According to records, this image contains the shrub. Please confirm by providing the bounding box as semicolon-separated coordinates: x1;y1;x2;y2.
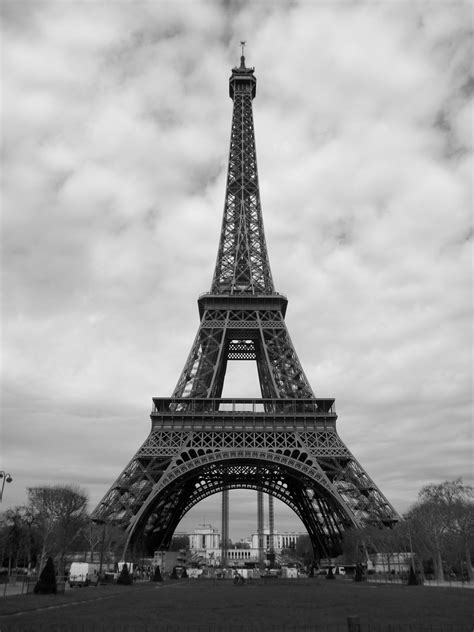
151;566;163;582
34;557;57;594
117;563;133;585
354;564;364;582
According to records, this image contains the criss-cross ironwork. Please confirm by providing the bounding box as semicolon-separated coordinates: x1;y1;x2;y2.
92;54;399;559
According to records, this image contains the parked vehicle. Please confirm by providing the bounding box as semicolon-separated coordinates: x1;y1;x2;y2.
68;562;99;587
170;565;188;579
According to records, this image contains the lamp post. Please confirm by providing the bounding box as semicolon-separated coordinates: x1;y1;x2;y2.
0;471;13;502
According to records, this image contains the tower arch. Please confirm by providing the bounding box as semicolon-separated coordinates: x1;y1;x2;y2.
125;451;359;558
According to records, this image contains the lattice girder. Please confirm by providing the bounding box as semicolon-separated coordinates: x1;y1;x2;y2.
172;306;314;400
212;75;273;295
124;451;358;555
93;396;397;555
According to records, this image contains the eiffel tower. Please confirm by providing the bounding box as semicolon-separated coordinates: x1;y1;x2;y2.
92;50;399;559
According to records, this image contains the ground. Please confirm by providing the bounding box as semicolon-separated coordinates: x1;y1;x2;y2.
0;577;472;631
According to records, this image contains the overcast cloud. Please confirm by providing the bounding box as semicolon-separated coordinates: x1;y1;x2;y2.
1;1;472;540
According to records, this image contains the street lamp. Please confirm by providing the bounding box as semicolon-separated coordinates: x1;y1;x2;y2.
0;471;13;502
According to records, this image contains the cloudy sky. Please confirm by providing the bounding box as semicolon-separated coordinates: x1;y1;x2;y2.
1;1;472;541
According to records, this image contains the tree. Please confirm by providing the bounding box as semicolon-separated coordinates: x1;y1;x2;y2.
28;485;88;574
295;535;314;567
75;521;102;562
0;506;37;572
169;535;190;551
0;508;26;571
406;479;473;582
341;523;397;570
234;541;251;550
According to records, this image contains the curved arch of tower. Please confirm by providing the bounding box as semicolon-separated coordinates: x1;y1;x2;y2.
92;52;399;559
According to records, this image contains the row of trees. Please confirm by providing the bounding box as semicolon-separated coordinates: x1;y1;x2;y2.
280;479;473;582
342;478;473;581
1;479;472;580
0;485;127;575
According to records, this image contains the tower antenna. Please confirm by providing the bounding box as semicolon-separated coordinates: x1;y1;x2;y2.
240;41;246;57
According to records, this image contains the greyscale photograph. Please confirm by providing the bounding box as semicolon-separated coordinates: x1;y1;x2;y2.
1;1;473;630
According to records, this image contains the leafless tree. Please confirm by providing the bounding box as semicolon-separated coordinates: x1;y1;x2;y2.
27;485;88;574
407;478;473;582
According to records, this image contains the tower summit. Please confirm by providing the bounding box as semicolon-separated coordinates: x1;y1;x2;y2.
212;44;269;295
92;52;399;559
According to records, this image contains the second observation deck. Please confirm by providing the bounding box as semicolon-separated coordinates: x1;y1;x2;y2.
150;398;337;432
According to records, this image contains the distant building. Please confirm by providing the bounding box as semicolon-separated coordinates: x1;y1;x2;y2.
250;530;301;551
186;524;305;567
367;552;412;574
189;524;220;551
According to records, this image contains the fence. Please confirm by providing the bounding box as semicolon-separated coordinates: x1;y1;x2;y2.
0;573;68;597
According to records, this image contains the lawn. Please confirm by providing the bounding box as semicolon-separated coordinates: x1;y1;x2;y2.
0;577;472;631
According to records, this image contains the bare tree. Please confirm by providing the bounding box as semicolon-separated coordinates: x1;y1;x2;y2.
407;478;473;582
28;485;88;574
78;521;104;562
0;506;40;573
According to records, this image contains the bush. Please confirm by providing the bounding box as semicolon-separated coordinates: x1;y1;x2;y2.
117;563;133;585
34;557;57;594
354;564;364;582
151;566;163;582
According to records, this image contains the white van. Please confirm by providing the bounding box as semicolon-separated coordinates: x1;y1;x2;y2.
68;562;99;587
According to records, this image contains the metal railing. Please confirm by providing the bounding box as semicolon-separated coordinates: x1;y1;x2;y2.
151;398;336;416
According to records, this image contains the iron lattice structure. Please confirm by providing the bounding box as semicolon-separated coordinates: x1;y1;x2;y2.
92;55;399;558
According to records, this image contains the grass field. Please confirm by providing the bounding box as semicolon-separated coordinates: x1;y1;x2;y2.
0;577;472;631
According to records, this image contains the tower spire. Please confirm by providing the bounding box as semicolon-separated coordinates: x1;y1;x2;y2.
240;41;246;68
212;48;271;295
